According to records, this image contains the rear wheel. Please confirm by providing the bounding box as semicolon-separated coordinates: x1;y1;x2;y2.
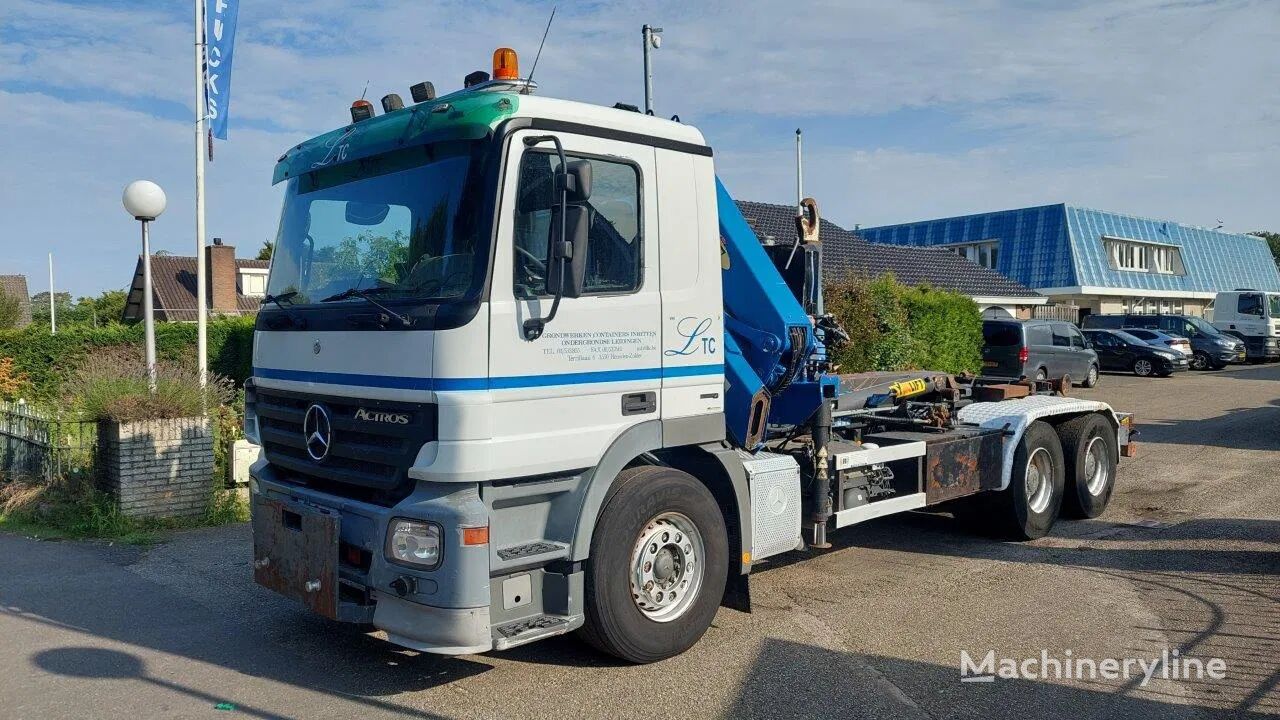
1082;364;1100;388
986;421;1065;540
1058;414;1118;519
578;466;728;663
1133;358;1154;377
1033;367;1048;382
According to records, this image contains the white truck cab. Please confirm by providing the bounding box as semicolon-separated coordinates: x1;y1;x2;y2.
1207;290;1280;361
245;48;1134;664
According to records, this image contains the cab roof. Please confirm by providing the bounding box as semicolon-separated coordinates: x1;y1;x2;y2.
272;90;709;185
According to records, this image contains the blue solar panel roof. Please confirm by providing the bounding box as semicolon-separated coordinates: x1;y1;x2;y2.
859;205;1280;293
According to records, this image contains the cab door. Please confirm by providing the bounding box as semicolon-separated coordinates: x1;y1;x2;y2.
487;130;661;479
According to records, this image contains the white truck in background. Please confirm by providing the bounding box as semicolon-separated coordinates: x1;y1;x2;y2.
1207;290;1280;362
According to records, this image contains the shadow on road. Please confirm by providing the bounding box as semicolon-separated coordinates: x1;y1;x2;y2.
1129;398;1280;451
726;637;1277;719
750;510;1278;717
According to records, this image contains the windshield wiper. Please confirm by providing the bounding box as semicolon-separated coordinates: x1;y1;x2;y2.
320;286;412;327
260;291;306;328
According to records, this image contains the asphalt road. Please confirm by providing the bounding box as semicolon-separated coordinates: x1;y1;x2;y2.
2;363;1277;719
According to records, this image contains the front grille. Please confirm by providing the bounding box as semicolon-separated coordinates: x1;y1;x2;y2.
254;386;437;504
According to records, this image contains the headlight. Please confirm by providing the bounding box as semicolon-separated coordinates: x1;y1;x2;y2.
386;518;442;569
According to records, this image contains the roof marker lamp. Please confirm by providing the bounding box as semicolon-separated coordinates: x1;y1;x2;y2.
350;99;375;123
492;47;519;80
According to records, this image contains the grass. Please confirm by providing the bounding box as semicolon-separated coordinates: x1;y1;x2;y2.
0;476;249;545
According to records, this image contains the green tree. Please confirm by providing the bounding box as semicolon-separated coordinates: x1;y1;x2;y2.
30;291;74;325
1249;231;1280;266
256;240;274;261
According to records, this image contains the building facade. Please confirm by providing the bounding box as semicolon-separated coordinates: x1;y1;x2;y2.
0;275;32;329
858;204;1280;320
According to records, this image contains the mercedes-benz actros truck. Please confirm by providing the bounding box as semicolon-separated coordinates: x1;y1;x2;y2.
246;47;1135;663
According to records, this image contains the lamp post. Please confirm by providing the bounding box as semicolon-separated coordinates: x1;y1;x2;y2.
122;180;167;392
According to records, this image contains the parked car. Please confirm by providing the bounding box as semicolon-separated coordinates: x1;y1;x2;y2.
1081;314;1244;370
982;319;1100;387
1081;329;1189;377
1122;327;1192;357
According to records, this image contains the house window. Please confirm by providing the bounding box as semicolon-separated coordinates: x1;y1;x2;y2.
1104;237;1184;275
240;272;267;296
947;240;999;269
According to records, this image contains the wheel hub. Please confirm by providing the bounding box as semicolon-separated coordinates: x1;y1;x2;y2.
1084;436;1110;495
630;513;705;622
1024;447;1054;514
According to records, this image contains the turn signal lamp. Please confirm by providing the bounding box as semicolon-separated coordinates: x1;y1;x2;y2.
350;99;375;123
492;47;519;80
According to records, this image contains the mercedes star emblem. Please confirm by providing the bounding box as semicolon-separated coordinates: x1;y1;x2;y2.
303;404;332;461
313;340;322;355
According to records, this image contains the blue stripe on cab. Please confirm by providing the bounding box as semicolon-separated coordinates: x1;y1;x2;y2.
253;364;723;391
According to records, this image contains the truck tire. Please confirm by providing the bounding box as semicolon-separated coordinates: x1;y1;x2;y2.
990;421;1065;540
578;465;728;663
1058;414;1117;519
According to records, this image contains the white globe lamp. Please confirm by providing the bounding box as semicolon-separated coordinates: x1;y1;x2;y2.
122;180;167;221
122;180;166;391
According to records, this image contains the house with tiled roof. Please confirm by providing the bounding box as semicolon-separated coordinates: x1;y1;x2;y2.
123;239;269;322
0;275;33;328
736;201;1046;319
856;204;1280;320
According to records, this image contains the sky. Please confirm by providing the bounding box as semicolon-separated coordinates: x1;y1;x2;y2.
1;0;1277;297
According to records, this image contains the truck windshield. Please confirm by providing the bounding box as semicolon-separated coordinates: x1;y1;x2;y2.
266;141;486;305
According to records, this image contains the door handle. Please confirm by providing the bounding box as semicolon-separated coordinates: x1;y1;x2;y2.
621;391;657;416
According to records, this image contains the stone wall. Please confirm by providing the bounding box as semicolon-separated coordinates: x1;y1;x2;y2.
99;417;214;518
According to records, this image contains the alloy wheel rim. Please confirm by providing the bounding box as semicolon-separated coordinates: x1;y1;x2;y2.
630;512;705;623
1024;447;1055;514
1135;360;1152;376
1088;366;1098;385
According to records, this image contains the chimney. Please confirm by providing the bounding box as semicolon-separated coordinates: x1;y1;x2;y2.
206;238;238;313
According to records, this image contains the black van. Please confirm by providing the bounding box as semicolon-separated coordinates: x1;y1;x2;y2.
1080;314;1244;370
982;319;1100;387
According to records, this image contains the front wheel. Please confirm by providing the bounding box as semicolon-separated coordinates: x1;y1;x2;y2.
1133;358;1154;377
1190;351;1210;370
578;466;728;663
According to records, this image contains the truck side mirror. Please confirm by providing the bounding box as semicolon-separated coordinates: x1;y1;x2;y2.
546;203;590;299
563;159;592;203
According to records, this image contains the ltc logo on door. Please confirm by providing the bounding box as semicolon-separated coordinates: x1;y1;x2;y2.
665;317;717;357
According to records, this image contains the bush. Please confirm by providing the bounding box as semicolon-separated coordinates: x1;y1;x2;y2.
826;273;982;374
0;315;255;400
64;346;235;422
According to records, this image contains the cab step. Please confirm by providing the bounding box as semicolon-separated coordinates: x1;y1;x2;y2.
492;613;582;651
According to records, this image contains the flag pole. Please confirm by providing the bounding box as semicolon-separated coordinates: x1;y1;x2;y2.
194;0;209;398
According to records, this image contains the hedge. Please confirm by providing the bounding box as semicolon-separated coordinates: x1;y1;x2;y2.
0;316;255;400
825;273;982;375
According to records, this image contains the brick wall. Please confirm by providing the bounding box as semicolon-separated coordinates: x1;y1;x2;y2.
99;417;214;518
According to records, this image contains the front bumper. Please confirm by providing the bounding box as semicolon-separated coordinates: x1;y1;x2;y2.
249;460;494;655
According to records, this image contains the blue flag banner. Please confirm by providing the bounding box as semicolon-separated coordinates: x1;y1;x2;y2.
205;0;239;140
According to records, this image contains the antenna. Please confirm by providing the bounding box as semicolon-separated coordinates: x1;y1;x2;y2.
525;6;557;92
359;80;370;101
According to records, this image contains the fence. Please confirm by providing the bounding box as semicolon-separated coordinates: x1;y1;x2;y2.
1032;304;1082;323
0;401;99;483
